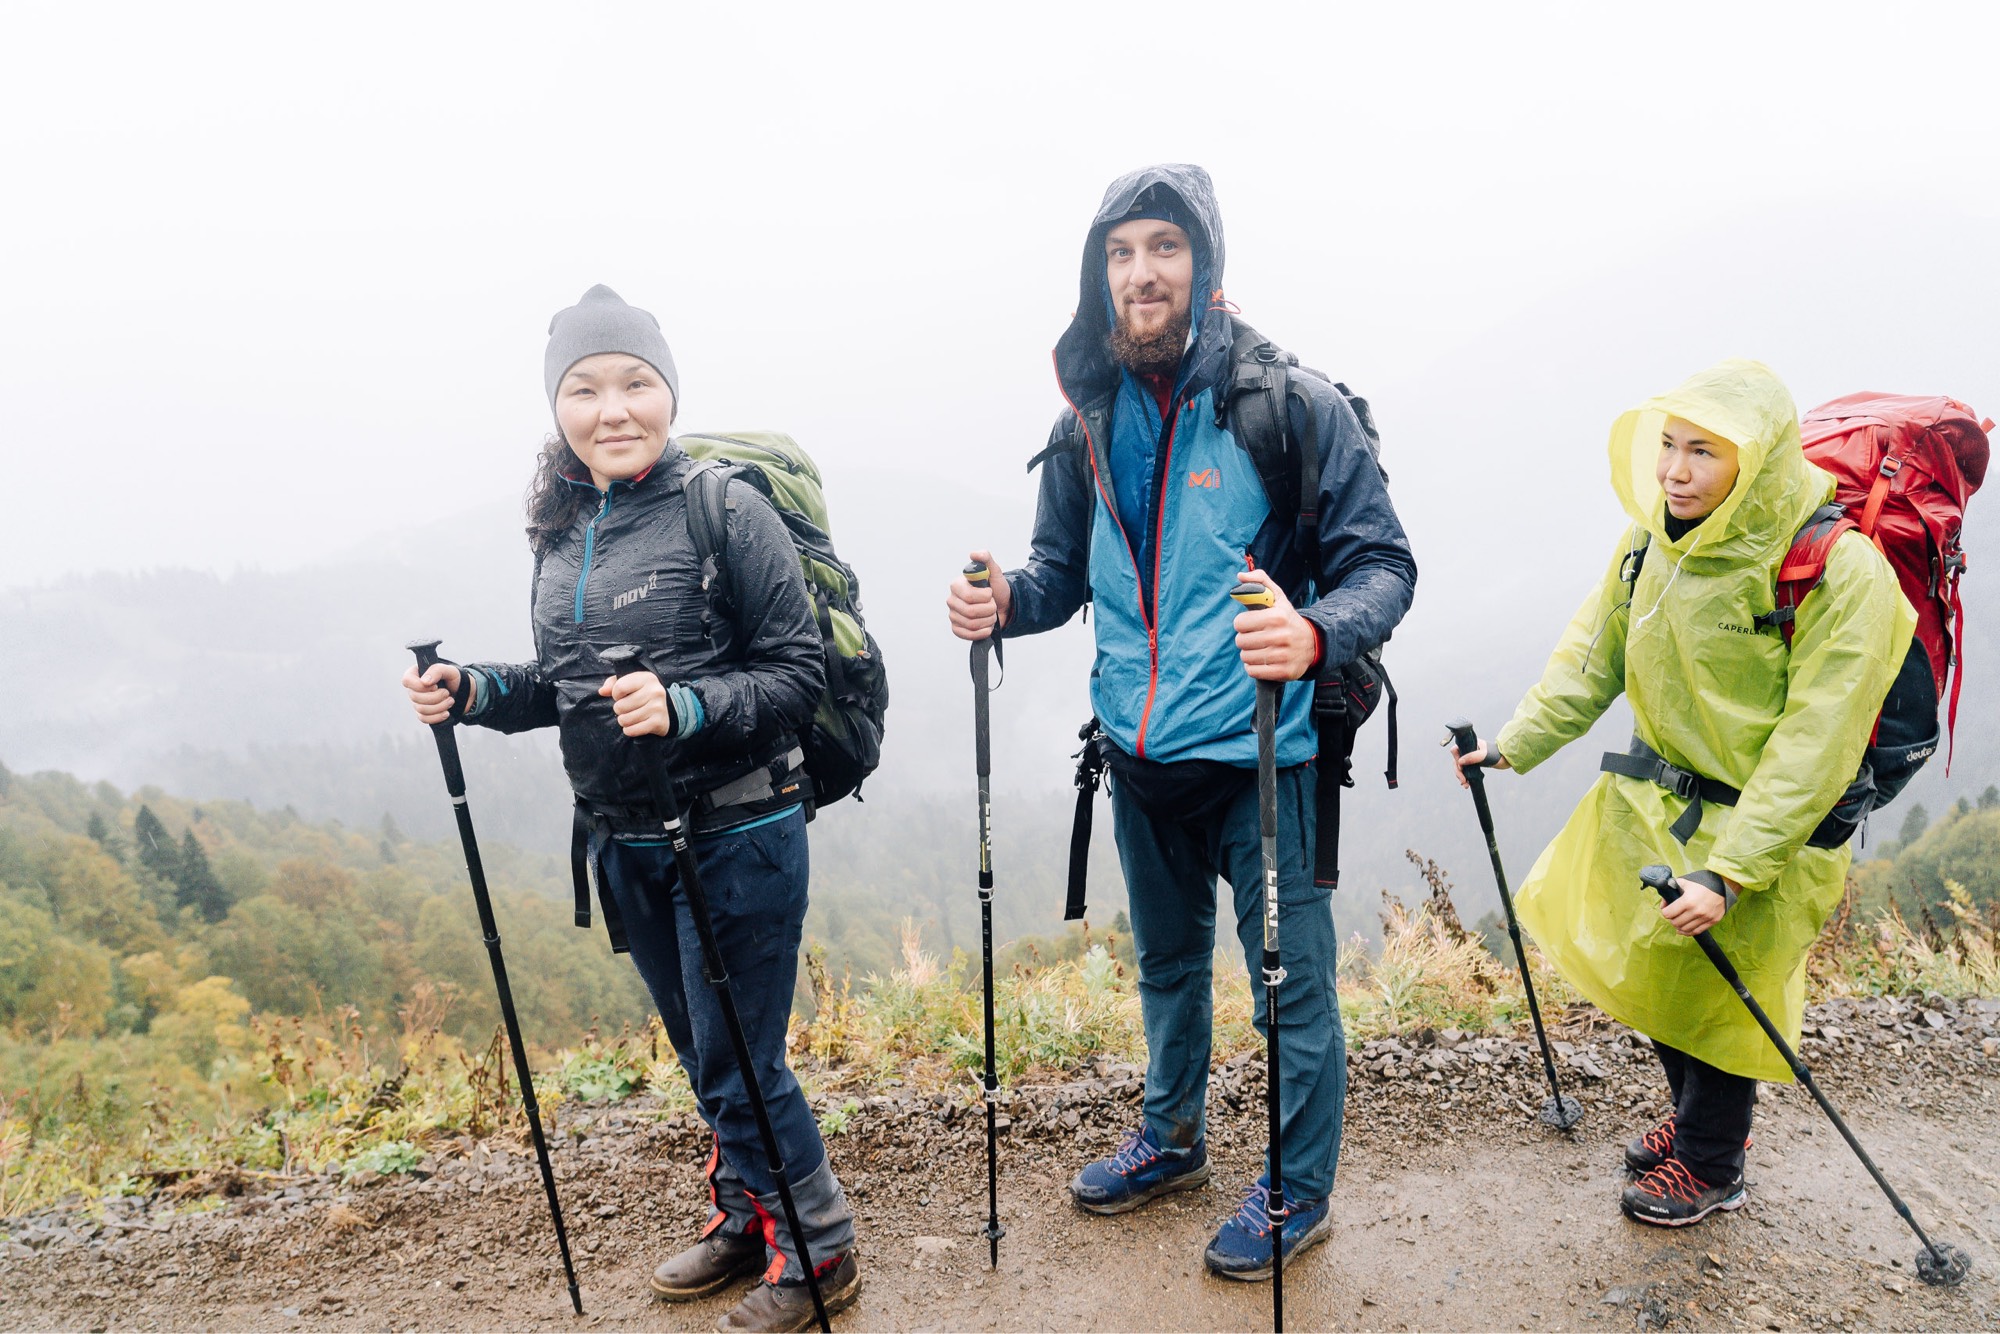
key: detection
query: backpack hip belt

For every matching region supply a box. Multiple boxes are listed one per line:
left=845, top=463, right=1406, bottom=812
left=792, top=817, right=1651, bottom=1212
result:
left=570, top=744, right=805, bottom=952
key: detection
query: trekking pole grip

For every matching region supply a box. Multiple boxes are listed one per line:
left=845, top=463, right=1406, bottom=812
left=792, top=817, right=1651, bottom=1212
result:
left=1639, top=864, right=1681, bottom=904
left=601, top=644, right=644, bottom=680
left=600, top=644, right=668, bottom=779
left=406, top=638, right=466, bottom=795
left=1229, top=573, right=1276, bottom=611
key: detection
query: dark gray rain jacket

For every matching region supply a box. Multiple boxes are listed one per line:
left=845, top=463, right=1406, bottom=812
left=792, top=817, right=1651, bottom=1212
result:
left=463, top=446, right=823, bottom=812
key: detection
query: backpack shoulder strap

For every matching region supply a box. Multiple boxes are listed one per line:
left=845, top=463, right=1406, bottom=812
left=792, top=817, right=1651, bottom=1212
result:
left=1756, top=503, right=1854, bottom=645
left=1217, top=319, right=1317, bottom=555
left=683, top=459, right=739, bottom=601
left=1619, top=527, right=1652, bottom=590
left=1027, top=413, right=1088, bottom=473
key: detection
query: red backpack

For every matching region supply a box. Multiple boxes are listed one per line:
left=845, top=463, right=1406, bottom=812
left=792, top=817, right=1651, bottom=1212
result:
left=1768, top=394, right=1991, bottom=805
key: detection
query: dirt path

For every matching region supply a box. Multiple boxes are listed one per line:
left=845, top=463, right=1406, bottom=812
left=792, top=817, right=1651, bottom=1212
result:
left=5, top=998, right=1997, bottom=1332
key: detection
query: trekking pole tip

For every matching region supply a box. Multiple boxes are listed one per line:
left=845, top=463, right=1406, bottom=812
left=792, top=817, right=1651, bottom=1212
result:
left=1915, top=1240, right=1972, bottom=1287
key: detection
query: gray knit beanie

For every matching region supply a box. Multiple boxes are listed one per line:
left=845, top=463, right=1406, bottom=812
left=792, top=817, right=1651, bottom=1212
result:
left=543, top=284, right=680, bottom=410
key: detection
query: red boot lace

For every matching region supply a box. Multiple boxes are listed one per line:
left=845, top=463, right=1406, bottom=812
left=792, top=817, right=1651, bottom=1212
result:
left=1634, top=1158, right=1707, bottom=1205
left=1640, top=1114, right=1677, bottom=1159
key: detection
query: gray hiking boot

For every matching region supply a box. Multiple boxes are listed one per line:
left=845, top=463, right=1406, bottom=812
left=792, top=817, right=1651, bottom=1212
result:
left=716, top=1253, right=861, bottom=1332
left=650, top=1231, right=766, bottom=1302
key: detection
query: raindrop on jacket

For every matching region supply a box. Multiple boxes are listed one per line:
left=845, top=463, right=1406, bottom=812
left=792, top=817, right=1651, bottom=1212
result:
left=1496, top=359, right=1917, bottom=1081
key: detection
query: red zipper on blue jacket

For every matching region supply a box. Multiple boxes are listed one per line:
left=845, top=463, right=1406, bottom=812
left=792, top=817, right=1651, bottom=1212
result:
left=1055, top=355, right=1181, bottom=759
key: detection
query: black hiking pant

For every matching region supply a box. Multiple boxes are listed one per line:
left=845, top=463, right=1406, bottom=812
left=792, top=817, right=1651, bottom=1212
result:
left=1655, top=1040, right=1756, bottom=1185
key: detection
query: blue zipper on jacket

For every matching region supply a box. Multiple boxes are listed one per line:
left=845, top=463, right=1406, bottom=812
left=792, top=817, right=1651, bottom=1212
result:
left=574, top=487, right=614, bottom=623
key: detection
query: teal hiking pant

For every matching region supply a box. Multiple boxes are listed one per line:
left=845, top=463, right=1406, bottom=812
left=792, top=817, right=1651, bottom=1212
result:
left=1112, top=761, right=1346, bottom=1200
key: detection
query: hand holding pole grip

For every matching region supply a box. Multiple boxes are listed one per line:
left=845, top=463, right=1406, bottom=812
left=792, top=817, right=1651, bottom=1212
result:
left=964, top=560, right=990, bottom=586
left=407, top=639, right=467, bottom=796
left=1445, top=717, right=1503, bottom=769
left=1231, top=575, right=1277, bottom=609
left=409, top=638, right=444, bottom=676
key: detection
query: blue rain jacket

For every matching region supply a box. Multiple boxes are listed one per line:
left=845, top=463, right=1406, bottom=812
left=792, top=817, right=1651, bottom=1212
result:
left=1005, top=164, right=1417, bottom=767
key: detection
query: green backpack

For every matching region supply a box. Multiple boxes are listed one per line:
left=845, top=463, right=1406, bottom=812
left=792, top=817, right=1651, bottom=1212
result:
left=677, top=432, right=888, bottom=808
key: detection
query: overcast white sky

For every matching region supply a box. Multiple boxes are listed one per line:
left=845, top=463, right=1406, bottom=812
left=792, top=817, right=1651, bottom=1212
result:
left=3, top=1, right=1997, bottom=589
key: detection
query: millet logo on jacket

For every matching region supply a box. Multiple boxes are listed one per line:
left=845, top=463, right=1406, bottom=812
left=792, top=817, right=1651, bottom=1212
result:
left=1187, top=468, right=1221, bottom=490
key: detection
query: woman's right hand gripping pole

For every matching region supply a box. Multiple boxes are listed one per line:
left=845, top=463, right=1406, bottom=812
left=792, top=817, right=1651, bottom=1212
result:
left=403, top=661, right=468, bottom=727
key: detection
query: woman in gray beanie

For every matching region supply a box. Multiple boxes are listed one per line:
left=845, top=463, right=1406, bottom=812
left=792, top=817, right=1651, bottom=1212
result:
left=402, top=285, right=861, bottom=1331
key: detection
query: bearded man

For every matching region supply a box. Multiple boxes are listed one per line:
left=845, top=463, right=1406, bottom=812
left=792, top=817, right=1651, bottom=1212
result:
left=944, top=164, right=1417, bottom=1278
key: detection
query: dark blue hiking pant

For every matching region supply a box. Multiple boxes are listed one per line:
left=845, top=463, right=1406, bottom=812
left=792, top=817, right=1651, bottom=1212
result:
left=1112, top=762, right=1347, bottom=1201
left=600, top=808, right=854, bottom=1282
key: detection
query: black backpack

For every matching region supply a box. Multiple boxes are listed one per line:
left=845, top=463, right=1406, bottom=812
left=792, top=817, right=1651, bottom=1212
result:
left=1060, top=319, right=1398, bottom=915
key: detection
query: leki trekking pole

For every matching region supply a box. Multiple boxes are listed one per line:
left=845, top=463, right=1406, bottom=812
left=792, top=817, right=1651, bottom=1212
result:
left=1638, top=866, right=1972, bottom=1287
left=1444, top=719, right=1583, bottom=1131
left=1229, top=575, right=1288, bottom=1333
left=406, top=640, right=583, bottom=1316
left=601, top=646, right=832, bottom=1332
left=965, top=561, right=1006, bottom=1270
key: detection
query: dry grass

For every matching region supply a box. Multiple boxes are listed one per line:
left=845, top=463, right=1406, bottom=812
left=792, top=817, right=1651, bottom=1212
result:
left=5, top=861, right=1995, bottom=1220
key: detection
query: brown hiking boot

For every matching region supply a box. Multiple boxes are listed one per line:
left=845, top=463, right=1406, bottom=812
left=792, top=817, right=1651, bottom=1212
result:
left=650, top=1231, right=766, bottom=1302
left=717, top=1253, right=861, bottom=1332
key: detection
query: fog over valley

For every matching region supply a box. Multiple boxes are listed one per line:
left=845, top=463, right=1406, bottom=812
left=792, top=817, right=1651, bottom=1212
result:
left=5, top=4, right=1998, bottom=949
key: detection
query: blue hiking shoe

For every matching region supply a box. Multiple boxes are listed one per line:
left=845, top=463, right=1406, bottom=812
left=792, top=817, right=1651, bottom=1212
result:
left=1069, top=1125, right=1210, bottom=1215
left=1203, top=1178, right=1332, bottom=1281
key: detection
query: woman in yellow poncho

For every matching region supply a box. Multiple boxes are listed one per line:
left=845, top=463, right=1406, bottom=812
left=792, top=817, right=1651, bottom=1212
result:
left=1453, top=359, right=1914, bottom=1227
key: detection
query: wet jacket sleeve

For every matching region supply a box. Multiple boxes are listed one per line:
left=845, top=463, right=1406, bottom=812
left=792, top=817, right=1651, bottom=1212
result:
left=1004, top=415, right=1095, bottom=636
left=1295, top=384, right=1417, bottom=667
left=1496, top=539, right=1632, bottom=774
left=1707, top=534, right=1909, bottom=890
left=460, top=660, right=559, bottom=733
left=689, top=477, right=826, bottom=749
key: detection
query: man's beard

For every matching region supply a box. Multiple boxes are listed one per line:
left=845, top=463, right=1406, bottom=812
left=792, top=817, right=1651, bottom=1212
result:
left=1107, top=304, right=1192, bottom=375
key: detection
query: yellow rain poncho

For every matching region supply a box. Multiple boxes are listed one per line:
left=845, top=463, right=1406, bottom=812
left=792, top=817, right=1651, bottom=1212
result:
left=1498, top=360, right=1916, bottom=1081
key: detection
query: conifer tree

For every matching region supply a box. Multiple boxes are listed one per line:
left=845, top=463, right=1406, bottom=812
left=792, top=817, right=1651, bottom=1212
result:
left=175, top=828, right=231, bottom=924
left=86, top=811, right=128, bottom=863
left=132, top=805, right=181, bottom=882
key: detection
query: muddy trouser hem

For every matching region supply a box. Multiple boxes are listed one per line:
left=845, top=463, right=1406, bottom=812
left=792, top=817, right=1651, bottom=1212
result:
left=1111, top=761, right=1346, bottom=1200
left=600, top=810, right=857, bottom=1281
left=1655, top=1039, right=1757, bottom=1185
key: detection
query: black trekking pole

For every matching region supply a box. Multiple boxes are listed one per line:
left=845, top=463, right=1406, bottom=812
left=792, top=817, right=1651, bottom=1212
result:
left=1443, top=719, right=1583, bottom=1131
left=406, top=640, right=583, bottom=1316
left=1638, top=866, right=1972, bottom=1287
left=601, top=646, right=832, bottom=1332
left=1230, top=576, right=1287, bottom=1333
left=965, top=561, right=1006, bottom=1270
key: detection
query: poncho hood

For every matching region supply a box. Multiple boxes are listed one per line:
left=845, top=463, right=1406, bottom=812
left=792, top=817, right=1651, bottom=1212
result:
left=1608, top=358, right=1834, bottom=570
